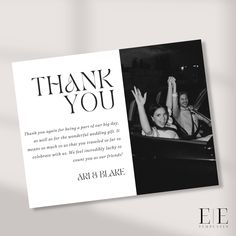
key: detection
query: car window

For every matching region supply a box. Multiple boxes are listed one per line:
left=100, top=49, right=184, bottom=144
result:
left=197, top=96, right=211, bottom=119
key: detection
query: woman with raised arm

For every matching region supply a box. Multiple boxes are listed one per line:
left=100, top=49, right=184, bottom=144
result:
left=132, top=86, right=178, bottom=139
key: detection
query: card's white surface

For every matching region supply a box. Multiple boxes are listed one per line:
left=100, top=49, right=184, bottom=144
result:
left=13, top=50, right=136, bottom=208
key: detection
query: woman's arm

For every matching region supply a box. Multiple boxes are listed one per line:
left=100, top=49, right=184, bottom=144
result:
left=131, top=86, right=152, bottom=135
left=172, top=79, right=180, bottom=118
left=166, top=76, right=173, bottom=112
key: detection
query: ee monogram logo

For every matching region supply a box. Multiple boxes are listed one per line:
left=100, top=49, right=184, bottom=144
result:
left=199, top=208, right=229, bottom=229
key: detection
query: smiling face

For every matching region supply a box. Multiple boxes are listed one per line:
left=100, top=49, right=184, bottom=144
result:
left=152, top=107, right=168, bottom=127
left=179, top=93, right=189, bottom=108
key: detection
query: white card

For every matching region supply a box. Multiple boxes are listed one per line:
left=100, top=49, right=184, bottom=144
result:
left=12, top=40, right=218, bottom=208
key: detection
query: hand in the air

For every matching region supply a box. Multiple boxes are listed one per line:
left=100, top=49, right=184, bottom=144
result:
left=131, top=86, right=147, bottom=106
left=168, top=76, right=176, bottom=86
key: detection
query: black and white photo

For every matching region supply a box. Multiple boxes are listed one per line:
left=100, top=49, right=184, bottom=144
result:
left=120, top=40, right=218, bottom=194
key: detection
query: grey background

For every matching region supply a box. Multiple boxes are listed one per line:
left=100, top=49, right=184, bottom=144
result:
left=0, top=0, right=235, bottom=235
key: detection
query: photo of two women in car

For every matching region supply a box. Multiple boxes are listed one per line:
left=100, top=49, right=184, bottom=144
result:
left=119, top=40, right=218, bottom=194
